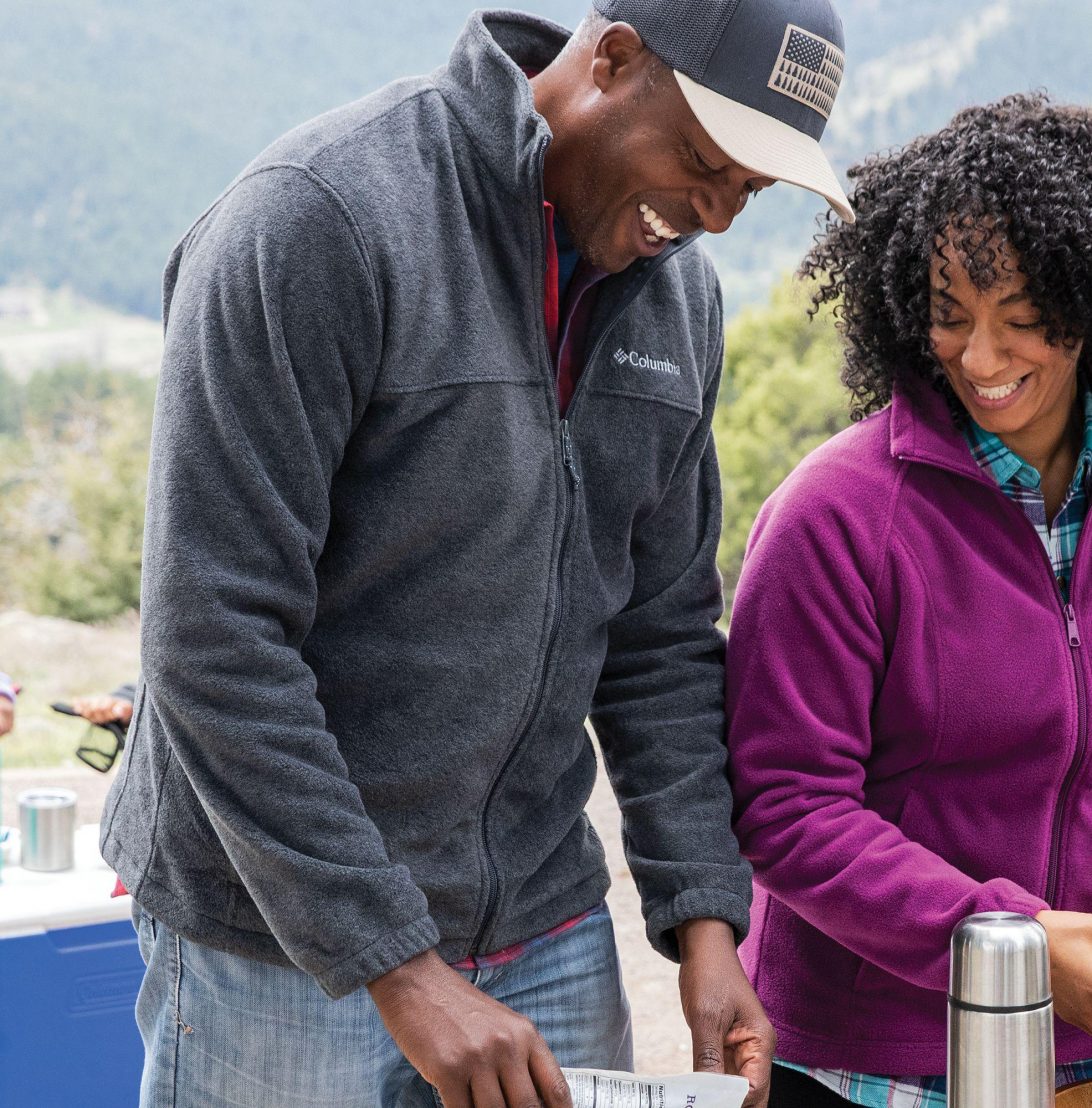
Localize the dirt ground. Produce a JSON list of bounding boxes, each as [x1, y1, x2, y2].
[[2, 757, 694, 1076]]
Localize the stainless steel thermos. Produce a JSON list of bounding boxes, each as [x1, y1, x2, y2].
[[18, 787, 77, 872], [948, 912, 1054, 1108]]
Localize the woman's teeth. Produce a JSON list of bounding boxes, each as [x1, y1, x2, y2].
[[971, 377, 1026, 400], [640, 203, 681, 245]]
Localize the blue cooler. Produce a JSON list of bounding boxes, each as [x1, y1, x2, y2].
[[0, 824, 144, 1106]]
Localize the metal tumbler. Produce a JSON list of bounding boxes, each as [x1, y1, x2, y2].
[[18, 787, 77, 872], [948, 912, 1054, 1108]]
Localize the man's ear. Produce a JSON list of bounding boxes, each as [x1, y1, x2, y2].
[[590, 22, 648, 94]]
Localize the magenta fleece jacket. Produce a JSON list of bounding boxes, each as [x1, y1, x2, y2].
[[726, 373, 1092, 1074]]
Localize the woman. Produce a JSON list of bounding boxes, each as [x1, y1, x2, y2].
[[726, 93, 1092, 1107]]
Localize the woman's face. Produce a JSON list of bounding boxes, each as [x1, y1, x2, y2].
[[928, 242, 1084, 441]]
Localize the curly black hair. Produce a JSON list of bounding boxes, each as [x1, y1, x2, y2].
[[801, 92, 1092, 420]]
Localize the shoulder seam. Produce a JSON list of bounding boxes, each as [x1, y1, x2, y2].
[[179, 81, 438, 278], [195, 162, 382, 315], [870, 430, 907, 598], [889, 527, 947, 767], [306, 83, 438, 163]]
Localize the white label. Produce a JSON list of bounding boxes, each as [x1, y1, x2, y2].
[[563, 1069, 748, 1108]]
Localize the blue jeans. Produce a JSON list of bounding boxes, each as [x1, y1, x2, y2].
[[134, 906, 633, 1107]]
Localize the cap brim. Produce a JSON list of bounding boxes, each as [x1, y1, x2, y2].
[[674, 71, 854, 223]]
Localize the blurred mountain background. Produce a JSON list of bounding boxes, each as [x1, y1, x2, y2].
[[3, 0, 1091, 321], [0, 0, 1089, 766], [1, 0, 1090, 634]]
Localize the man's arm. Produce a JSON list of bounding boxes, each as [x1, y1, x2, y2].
[[589, 276, 773, 1104], [141, 166, 441, 996], [590, 277, 748, 955]]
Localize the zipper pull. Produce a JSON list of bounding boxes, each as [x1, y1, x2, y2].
[[560, 420, 580, 486], [1066, 603, 1081, 648]]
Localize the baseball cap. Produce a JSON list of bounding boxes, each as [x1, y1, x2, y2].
[[592, 0, 854, 222]]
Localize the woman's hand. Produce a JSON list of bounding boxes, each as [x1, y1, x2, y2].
[[677, 918, 776, 1108], [1036, 910, 1092, 1034]]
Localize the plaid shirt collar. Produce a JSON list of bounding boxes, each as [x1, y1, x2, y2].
[[964, 385, 1092, 496]]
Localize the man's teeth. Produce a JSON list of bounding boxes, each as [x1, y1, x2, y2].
[[639, 203, 681, 242], [972, 378, 1025, 400]]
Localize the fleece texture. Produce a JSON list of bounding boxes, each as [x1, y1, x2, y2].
[[727, 373, 1092, 1073], [100, 9, 751, 1000]]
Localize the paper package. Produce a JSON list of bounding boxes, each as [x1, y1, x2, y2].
[[563, 1068, 749, 1108]]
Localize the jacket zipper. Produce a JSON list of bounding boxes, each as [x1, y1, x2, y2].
[[900, 452, 1087, 906], [1048, 599, 1084, 904], [471, 418, 579, 954], [469, 151, 695, 954]]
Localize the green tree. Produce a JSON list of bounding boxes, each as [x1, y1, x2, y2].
[[14, 398, 150, 621], [715, 280, 851, 608], [0, 363, 154, 621], [23, 361, 155, 441]]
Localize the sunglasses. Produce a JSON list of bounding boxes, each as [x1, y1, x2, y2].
[[51, 701, 129, 773], [75, 719, 128, 773]]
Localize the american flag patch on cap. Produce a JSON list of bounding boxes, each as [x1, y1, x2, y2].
[[767, 24, 845, 120]]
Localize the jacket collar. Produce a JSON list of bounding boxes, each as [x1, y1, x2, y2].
[[889, 371, 985, 482], [436, 10, 569, 196]]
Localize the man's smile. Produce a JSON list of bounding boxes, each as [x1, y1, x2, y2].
[[639, 202, 682, 243]]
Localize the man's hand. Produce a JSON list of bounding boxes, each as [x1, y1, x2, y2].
[[71, 695, 134, 726], [368, 949, 573, 1108], [677, 918, 775, 1108], [0, 698, 12, 737], [1037, 910, 1092, 1035]]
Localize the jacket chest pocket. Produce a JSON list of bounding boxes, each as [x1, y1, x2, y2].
[[570, 398, 701, 562], [578, 329, 705, 518], [590, 341, 704, 418]]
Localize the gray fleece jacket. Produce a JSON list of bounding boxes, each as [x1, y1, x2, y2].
[[101, 9, 751, 1000]]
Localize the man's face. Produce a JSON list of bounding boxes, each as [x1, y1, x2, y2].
[[550, 27, 777, 273]]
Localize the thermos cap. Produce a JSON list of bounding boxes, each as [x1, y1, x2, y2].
[[950, 913, 1051, 1010]]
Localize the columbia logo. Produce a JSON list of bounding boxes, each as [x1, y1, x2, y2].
[[611, 347, 682, 377]]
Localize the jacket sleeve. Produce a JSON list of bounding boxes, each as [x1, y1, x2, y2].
[[726, 476, 1048, 993], [140, 165, 439, 997], [589, 278, 752, 961]]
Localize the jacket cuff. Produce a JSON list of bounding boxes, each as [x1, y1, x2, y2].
[[315, 914, 442, 999], [993, 885, 1051, 920], [647, 887, 753, 962]]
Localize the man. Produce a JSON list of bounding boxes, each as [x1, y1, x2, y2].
[[102, 1, 851, 1105]]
